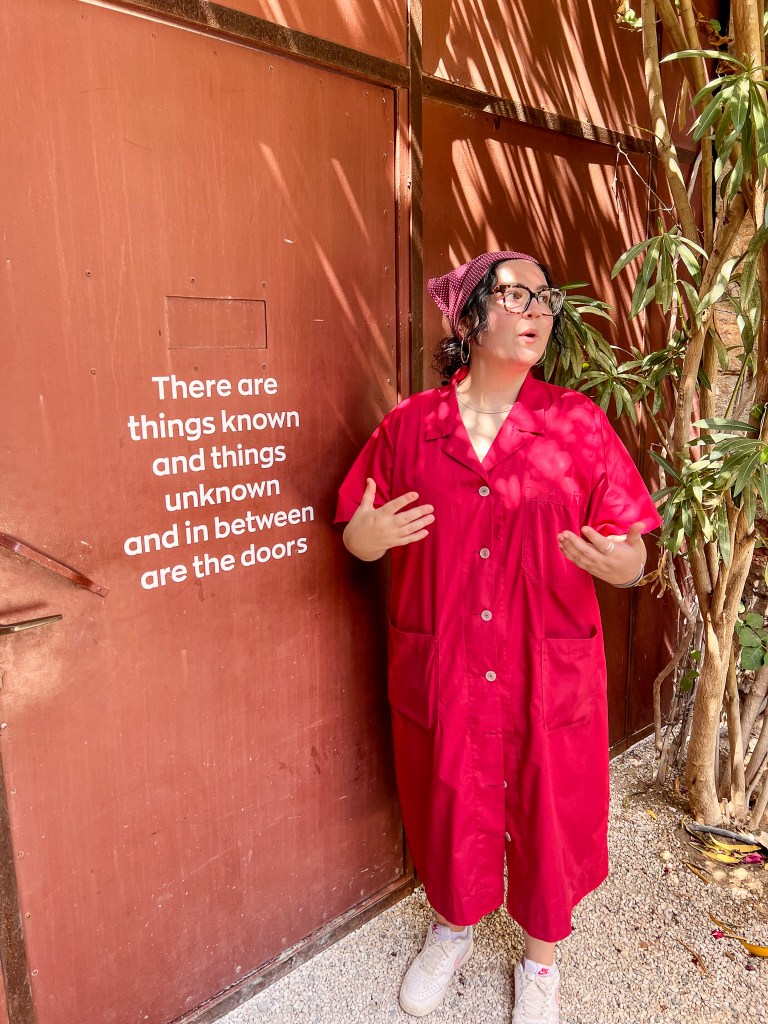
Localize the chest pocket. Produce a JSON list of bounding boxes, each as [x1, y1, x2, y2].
[[522, 485, 586, 589]]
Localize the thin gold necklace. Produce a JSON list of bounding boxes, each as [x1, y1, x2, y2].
[[457, 395, 514, 415]]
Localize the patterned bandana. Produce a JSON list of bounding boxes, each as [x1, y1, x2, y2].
[[427, 250, 540, 335]]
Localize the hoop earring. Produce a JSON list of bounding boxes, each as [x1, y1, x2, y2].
[[460, 338, 470, 364], [535, 344, 548, 367]]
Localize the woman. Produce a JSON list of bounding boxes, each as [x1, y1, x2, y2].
[[335, 251, 661, 1024]]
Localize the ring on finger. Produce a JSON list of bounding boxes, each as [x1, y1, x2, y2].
[[603, 541, 615, 555]]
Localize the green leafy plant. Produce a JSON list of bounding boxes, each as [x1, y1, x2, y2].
[[546, 1, 768, 827]]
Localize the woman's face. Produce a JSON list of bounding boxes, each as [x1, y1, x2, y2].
[[466, 259, 554, 370]]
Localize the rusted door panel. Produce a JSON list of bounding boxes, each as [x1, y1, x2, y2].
[[226, 0, 407, 64], [0, 2, 402, 1022], [422, 98, 658, 746], [423, 0, 651, 137]]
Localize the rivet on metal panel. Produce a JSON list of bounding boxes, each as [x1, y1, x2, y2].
[[24, 914, 30, 919], [0, 724, 7, 730], [189, 277, 195, 284], [262, 281, 267, 288], [30, 971, 37, 978], [90, 368, 96, 375], [85, 270, 91, 277]]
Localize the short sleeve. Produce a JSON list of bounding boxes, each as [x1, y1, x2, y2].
[[334, 413, 396, 525], [586, 407, 663, 537]]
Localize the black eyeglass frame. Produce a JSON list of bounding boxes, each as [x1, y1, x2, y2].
[[492, 284, 565, 317]]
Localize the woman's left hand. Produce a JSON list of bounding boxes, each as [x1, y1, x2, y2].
[[557, 522, 646, 587]]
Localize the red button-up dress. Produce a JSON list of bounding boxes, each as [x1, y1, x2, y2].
[[335, 370, 662, 941]]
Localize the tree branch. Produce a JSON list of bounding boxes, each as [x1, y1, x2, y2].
[[642, 0, 700, 244]]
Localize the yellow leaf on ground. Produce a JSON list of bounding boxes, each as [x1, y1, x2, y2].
[[739, 941, 768, 957], [647, 809, 657, 820], [709, 913, 768, 954], [701, 850, 742, 864]]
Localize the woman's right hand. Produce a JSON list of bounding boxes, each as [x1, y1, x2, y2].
[[342, 478, 435, 561]]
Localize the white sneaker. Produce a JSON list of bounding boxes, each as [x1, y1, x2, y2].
[[512, 962, 562, 1024], [398, 922, 474, 1017]]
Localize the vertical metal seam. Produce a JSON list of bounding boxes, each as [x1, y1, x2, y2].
[[408, 0, 424, 395]]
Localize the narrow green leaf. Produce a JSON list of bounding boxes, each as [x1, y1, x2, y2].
[[692, 93, 725, 141], [734, 450, 762, 496], [629, 242, 660, 318], [694, 417, 756, 432], [712, 330, 730, 371], [677, 242, 703, 283], [691, 77, 730, 107], [649, 450, 681, 481], [731, 76, 750, 134], [716, 504, 732, 565], [743, 482, 757, 527], [611, 238, 653, 278], [661, 49, 746, 68]]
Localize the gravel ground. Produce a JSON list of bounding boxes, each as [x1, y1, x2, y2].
[[221, 737, 767, 1024]]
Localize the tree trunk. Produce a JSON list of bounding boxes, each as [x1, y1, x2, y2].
[[686, 521, 755, 822]]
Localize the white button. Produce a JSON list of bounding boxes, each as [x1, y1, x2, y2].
[[479, 485, 490, 496], [479, 547, 490, 559], [481, 610, 492, 621], [503, 780, 508, 789], [505, 831, 511, 842], [485, 670, 496, 682]]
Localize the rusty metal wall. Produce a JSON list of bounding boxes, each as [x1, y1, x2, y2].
[[0, 2, 407, 1023], [230, 0, 407, 63], [422, 0, 651, 135], [0, 2, 681, 1023]]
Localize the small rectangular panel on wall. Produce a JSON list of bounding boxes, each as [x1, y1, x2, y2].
[[228, 0, 408, 65], [422, 97, 664, 747], [423, 0, 651, 138], [0, 2, 404, 1023]]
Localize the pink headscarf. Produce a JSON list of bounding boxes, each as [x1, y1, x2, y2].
[[427, 250, 539, 336]]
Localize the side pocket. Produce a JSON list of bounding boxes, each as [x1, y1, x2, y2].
[[388, 623, 439, 731], [541, 629, 602, 730]]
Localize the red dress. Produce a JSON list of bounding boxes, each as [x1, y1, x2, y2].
[[335, 370, 662, 941]]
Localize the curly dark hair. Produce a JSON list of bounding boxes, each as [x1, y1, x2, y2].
[[432, 259, 564, 382]]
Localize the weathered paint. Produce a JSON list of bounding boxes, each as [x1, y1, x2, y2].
[[0, 2, 403, 1022]]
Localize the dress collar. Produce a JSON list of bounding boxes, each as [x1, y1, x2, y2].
[[424, 368, 547, 440]]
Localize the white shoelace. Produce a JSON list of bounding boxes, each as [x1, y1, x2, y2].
[[518, 973, 558, 1022], [420, 935, 460, 976]]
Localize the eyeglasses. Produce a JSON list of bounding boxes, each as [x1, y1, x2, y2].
[[492, 284, 565, 316]]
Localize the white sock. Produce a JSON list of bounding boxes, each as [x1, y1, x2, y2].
[[434, 922, 470, 942], [523, 958, 558, 977]]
